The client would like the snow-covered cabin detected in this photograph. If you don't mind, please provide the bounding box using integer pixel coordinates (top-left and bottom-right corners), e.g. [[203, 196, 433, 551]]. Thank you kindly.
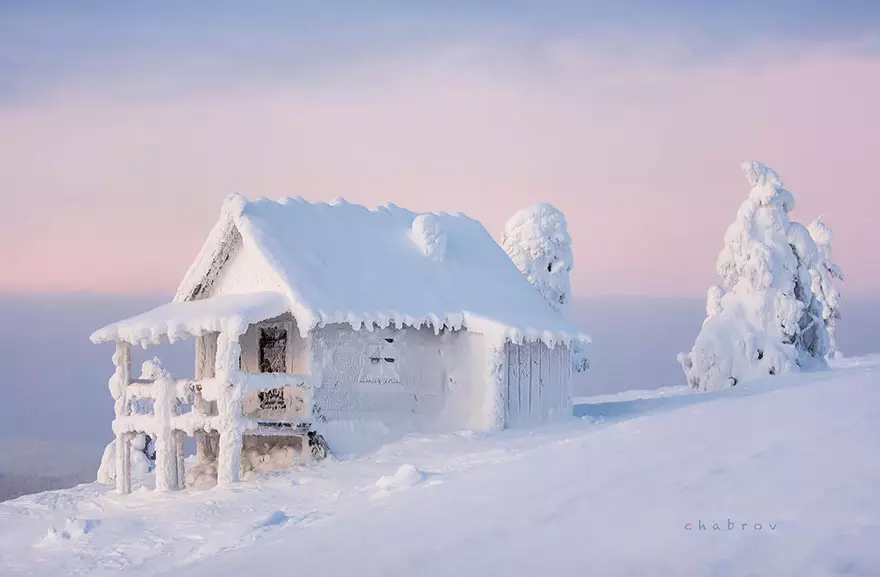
[[91, 195, 589, 493]]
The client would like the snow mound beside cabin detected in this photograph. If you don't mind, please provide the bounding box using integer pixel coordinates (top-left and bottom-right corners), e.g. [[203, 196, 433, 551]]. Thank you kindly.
[[375, 464, 427, 492]]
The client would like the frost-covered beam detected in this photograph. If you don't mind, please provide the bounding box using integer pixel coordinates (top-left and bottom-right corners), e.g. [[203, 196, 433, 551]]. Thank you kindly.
[[214, 372, 310, 396], [175, 430, 186, 490], [125, 378, 196, 401], [195, 333, 218, 378], [112, 413, 223, 437], [110, 342, 131, 415], [153, 374, 179, 491], [111, 341, 132, 495], [215, 329, 244, 486]]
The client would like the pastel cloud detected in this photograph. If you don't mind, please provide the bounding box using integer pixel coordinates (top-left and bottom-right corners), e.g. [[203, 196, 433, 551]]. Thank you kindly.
[[1, 41, 878, 296]]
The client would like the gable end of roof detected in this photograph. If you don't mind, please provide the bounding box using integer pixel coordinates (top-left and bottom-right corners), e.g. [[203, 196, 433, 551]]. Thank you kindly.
[[174, 196, 247, 303]]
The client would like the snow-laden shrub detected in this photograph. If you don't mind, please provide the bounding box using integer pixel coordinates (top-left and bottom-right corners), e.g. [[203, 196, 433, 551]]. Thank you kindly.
[[678, 161, 830, 391], [96, 433, 154, 484], [96, 358, 168, 484], [140, 357, 169, 380], [808, 218, 844, 359], [501, 203, 573, 313], [501, 203, 587, 372]]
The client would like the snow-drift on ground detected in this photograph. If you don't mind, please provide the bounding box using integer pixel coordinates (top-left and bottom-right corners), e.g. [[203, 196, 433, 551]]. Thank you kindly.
[[1, 357, 879, 577]]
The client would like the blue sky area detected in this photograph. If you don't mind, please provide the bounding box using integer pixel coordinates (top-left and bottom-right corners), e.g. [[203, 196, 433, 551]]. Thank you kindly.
[[2, 1, 880, 102]]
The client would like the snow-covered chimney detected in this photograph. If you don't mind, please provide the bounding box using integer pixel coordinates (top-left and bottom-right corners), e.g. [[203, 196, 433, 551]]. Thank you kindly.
[[410, 214, 447, 262]]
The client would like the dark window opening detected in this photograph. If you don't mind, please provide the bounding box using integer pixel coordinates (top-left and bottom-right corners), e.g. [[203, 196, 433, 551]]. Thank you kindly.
[[259, 326, 288, 373], [258, 387, 286, 410], [359, 336, 400, 384]]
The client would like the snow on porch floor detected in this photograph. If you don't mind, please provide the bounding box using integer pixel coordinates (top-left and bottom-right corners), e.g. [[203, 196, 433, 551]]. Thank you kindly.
[[1, 356, 879, 577]]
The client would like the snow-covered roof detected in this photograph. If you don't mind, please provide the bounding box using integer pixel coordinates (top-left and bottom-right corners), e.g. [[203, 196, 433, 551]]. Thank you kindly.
[[91, 292, 288, 345], [98, 195, 589, 346]]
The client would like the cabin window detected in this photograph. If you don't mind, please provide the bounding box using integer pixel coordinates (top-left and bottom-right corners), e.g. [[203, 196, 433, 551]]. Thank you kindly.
[[359, 335, 400, 384], [259, 326, 288, 373]]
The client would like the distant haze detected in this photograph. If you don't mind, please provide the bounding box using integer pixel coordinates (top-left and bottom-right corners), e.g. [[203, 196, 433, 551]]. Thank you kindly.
[[2, 292, 877, 500], [2, 293, 878, 446]]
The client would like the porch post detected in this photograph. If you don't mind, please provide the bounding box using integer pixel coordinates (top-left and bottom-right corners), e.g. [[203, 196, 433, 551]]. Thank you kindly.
[[175, 430, 186, 489], [116, 432, 131, 495], [194, 333, 218, 469], [112, 341, 132, 494], [153, 374, 178, 491], [215, 329, 243, 486]]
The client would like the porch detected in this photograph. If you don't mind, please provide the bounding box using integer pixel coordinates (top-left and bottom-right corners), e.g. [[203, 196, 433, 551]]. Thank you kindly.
[[92, 292, 320, 494]]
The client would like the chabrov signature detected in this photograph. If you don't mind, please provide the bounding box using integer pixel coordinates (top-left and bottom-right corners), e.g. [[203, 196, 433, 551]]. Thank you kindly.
[[685, 519, 778, 531]]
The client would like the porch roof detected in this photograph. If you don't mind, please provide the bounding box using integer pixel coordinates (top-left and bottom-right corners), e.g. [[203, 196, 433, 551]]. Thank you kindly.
[[90, 291, 289, 346]]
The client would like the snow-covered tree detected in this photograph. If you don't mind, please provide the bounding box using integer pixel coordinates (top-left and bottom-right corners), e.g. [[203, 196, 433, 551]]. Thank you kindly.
[[678, 161, 830, 391], [501, 203, 588, 372], [807, 218, 844, 359], [501, 203, 574, 313]]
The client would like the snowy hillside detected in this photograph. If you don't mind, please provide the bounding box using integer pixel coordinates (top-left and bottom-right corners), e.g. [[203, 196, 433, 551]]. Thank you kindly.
[[1, 357, 879, 576]]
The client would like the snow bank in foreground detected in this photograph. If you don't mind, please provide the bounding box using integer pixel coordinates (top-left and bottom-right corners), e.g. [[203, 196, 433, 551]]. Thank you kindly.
[[41, 518, 99, 543], [573, 385, 692, 405], [1, 356, 879, 576], [375, 464, 426, 492]]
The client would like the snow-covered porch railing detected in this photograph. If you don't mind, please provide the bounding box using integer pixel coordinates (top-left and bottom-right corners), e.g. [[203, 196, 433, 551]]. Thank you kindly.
[[91, 292, 321, 494], [123, 373, 312, 402], [108, 340, 314, 495]]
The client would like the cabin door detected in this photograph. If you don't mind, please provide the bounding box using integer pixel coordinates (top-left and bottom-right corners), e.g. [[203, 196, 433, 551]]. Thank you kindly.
[[505, 341, 554, 427]]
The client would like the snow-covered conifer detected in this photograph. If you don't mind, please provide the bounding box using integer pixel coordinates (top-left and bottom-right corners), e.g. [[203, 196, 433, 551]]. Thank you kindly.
[[807, 218, 844, 359], [501, 203, 573, 313], [678, 161, 829, 391]]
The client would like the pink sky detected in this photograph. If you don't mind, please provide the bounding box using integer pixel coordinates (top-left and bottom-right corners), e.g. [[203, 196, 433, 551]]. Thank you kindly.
[[1, 43, 878, 297]]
